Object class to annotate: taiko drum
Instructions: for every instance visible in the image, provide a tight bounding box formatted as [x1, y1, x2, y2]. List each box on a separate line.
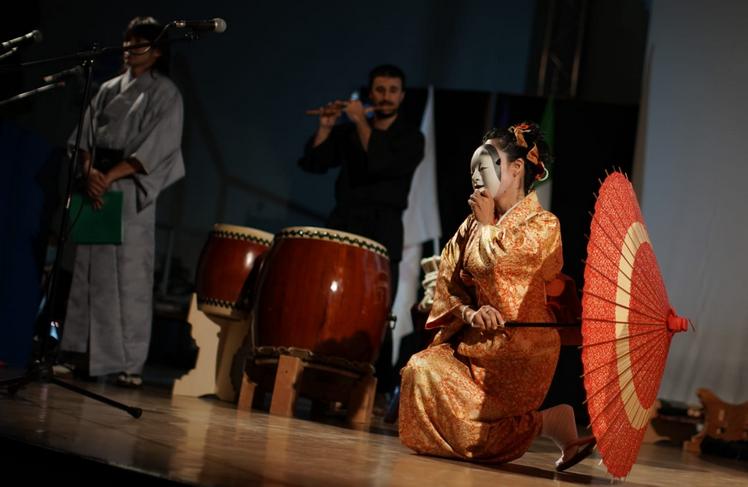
[195, 224, 273, 321]
[253, 226, 391, 363]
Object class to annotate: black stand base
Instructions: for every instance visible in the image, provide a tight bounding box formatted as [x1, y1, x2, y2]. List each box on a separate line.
[0, 362, 143, 419]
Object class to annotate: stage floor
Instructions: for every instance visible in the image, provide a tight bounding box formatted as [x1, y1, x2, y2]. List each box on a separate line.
[1, 376, 747, 486]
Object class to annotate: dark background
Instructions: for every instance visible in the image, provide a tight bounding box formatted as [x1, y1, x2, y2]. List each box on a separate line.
[1, 1, 648, 420]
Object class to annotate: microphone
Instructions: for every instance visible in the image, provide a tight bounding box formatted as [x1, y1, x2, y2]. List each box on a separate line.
[171, 18, 227, 33]
[1, 29, 43, 51]
[42, 66, 84, 84]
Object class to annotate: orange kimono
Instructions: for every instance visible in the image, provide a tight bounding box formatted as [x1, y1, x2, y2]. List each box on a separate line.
[399, 191, 563, 462]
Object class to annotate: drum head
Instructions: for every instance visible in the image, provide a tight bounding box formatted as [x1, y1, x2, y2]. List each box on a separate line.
[212, 223, 273, 245]
[276, 226, 388, 260]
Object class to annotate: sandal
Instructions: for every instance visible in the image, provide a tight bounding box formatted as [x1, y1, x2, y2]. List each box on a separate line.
[116, 372, 143, 388]
[555, 435, 596, 472]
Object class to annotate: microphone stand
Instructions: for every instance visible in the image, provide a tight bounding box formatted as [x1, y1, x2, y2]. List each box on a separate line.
[0, 81, 65, 107]
[0, 47, 18, 61]
[0, 29, 201, 418]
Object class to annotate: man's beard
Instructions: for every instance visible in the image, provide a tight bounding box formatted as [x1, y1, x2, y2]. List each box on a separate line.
[374, 105, 398, 119]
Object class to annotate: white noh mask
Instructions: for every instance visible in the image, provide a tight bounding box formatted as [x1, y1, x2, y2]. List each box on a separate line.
[470, 143, 501, 197]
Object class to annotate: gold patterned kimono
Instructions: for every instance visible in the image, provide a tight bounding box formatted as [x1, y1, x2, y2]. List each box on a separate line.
[399, 191, 563, 462]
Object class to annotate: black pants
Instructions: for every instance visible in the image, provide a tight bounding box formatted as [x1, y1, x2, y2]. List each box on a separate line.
[372, 259, 399, 393]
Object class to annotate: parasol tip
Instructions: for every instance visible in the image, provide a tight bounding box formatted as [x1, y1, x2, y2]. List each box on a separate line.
[666, 308, 689, 333]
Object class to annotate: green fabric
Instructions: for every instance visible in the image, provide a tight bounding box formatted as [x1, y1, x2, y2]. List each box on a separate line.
[70, 191, 123, 244]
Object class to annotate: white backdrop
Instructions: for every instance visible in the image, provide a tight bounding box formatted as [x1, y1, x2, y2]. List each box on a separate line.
[635, 0, 748, 404]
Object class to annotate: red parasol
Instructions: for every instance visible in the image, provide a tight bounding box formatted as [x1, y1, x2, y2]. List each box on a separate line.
[580, 171, 689, 477]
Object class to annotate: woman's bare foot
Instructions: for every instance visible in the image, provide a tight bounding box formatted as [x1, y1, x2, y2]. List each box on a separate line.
[540, 404, 579, 464]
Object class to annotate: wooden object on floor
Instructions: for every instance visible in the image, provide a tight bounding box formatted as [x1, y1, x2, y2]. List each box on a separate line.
[172, 294, 220, 398]
[270, 355, 305, 417]
[191, 224, 272, 402]
[172, 293, 252, 402]
[346, 374, 377, 424]
[642, 399, 701, 446]
[213, 314, 252, 402]
[239, 348, 377, 423]
[685, 388, 748, 453]
[237, 374, 256, 411]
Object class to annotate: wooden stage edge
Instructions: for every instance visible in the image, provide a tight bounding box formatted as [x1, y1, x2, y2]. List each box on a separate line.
[1, 378, 747, 486]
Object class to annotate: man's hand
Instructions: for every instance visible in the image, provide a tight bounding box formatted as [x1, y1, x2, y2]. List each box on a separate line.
[91, 196, 104, 210]
[313, 101, 345, 147]
[468, 189, 495, 224]
[319, 100, 344, 129]
[344, 99, 366, 124]
[86, 168, 109, 197]
[467, 305, 506, 332]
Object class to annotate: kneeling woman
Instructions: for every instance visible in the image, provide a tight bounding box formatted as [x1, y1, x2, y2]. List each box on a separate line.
[399, 122, 594, 471]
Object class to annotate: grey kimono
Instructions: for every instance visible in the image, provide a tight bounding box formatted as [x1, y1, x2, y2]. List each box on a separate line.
[61, 69, 185, 376]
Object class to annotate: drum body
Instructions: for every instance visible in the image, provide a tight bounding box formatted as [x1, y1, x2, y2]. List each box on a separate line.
[254, 226, 391, 363]
[195, 224, 273, 321]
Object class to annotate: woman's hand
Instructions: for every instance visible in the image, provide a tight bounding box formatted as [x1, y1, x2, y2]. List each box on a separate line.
[467, 305, 506, 331]
[468, 189, 495, 225]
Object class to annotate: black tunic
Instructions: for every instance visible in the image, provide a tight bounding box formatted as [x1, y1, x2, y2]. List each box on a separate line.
[298, 116, 425, 264]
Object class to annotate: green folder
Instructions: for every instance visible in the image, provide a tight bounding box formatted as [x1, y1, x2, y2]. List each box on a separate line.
[70, 191, 124, 244]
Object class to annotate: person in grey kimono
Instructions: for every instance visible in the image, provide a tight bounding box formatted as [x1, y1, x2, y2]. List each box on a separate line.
[61, 17, 185, 387]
